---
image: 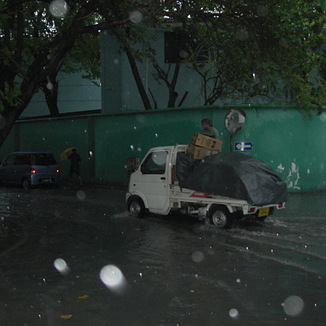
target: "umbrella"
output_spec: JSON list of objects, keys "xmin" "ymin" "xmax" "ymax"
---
[{"xmin": 60, "ymin": 147, "xmax": 76, "ymax": 161}]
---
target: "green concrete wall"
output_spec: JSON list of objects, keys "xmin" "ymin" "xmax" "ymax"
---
[{"xmin": 1, "ymin": 105, "xmax": 325, "ymax": 192}]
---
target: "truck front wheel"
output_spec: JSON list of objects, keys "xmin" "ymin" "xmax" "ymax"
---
[
  {"xmin": 209, "ymin": 206, "xmax": 234, "ymax": 228},
  {"xmin": 128, "ymin": 197, "xmax": 145, "ymax": 218}
]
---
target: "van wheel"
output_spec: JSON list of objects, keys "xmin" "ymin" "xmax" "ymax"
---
[
  {"xmin": 209, "ymin": 206, "xmax": 234, "ymax": 228},
  {"xmin": 128, "ymin": 197, "xmax": 145, "ymax": 218},
  {"xmin": 22, "ymin": 178, "xmax": 30, "ymax": 190}
]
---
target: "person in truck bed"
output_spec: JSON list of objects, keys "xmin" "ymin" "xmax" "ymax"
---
[{"xmin": 200, "ymin": 118, "xmax": 219, "ymax": 139}]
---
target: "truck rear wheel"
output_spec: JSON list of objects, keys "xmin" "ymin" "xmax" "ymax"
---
[
  {"xmin": 209, "ymin": 206, "xmax": 234, "ymax": 228},
  {"xmin": 128, "ymin": 197, "xmax": 145, "ymax": 218}
]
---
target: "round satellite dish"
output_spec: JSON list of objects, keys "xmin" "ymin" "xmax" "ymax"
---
[{"xmin": 224, "ymin": 109, "xmax": 246, "ymax": 135}]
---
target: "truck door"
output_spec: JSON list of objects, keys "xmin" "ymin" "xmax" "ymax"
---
[{"xmin": 138, "ymin": 150, "xmax": 170, "ymax": 214}]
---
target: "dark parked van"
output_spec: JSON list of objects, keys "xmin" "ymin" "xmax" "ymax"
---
[{"xmin": 0, "ymin": 152, "xmax": 60, "ymax": 189}]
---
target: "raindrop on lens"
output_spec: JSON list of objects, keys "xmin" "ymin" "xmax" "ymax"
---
[
  {"xmin": 46, "ymin": 82, "xmax": 53, "ymax": 90},
  {"xmin": 236, "ymin": 28, "xmax": 249, "ymax": 41},
  {"xmin": 192, "ymin": 251, "xmax": 205, "ymax": 263},
  {"xmin": 282, "ymin": 295, "xmax": 304, "ymax": 317},
  {"xmin": 54, "ymin": 258, "xmax": 70, "ymax": 275},
  {"xmin": 279, "ymin": 38, "xmax": 288, "ymax": 47},
  {"xmin": 76, "ymin": 190, "xmax": 86, "ymax": 201},
  {"xmin": 49, "ymin": 0, "xmax": 68, "ymax": 18},
  {"xmin": 99, "ymin": 265, "xmax": 127, "ymax": 294},
  {"xmin": 179, "ymin": 49, "xmax": 189, "ymax": 59},
  {"xmin": 229, "ymin": 308, "xmax": 239, "ymax": 319},
  {"xmin": 257, "ymin": 5, "xmax": 269, "ymax": 16},
  {"xmin": 129, "ymin": 10, "xmax": 143, "ymax": 24},
  {"xmin": 152, "ymin": 152, "xmax": 167, "ymax": 166}
]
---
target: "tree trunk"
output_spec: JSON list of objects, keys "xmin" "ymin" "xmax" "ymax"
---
[
  {"xmin": 167, "ymin": 64, "xmax": 180, "ymax": 107},
  {"xmin": 43, "ymin": 76, "xmax": 60, "ymax": 117},
  {"xmin": 0, "ymin": 106, "xmax": 23, "ymax": 147},
  {"xmin": 126, "ymin": 51, "xmax": 152, "ymax": 110}
]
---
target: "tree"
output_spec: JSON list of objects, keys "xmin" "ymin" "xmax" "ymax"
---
[
  {"xmin": 106, "ymin": 0, "xmax": 325, "ymax": 111},
  {"xmin": 155, "ymin": 0, "xmax": 326, "ymax": 110},
  {"xmin": 0, "ymin": 0, "xmax": 325, "ymax": 148},
  {"xmin": 0, "ymin": 0, "xmax": 137, "ymax": 147}
]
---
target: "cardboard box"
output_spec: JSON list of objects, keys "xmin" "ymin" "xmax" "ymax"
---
[
  {"xmin": 187, "ymin": 144, "xmax": 219, "ymax": 160},
  {"xmin": 190, "ymin": 132, "xmax": 223, "ymax": 151}
]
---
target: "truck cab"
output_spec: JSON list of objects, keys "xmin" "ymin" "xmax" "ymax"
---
[{"xmin": 127, "ymin": 145, "xmax": 186, "ymax": 216}]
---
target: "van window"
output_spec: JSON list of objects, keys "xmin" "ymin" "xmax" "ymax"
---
[
  {"xmin": 5, "ymin": 155, "xmax": 16, "ymax": 165},
  {"xmin": 15, "ymin": 154, "xmax": 30, "ymax": 165},
  {"xmin": 141, "ymin": 151, "xmax": 167, "ymax": 174},
  {"xmin": 31, "ymin": 153, "xmax": 57, "ymax": 165}
]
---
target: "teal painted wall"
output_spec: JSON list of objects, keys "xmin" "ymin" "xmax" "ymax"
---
[
  {"xmin": 21, "ymin": 72, "xmax": 101, "ymax": 118},
  {"xmin": 0, "ymin": 106, "xmax": 325, "ymax": 191},
  {"xmin": 100, "ymin": 31, "xmax": 289, "ymax": 114}
]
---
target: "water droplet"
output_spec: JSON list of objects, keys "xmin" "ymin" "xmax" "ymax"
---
[
  {"xmin": 46, "ymin": 82, "xmax": 53, "ymax": 90},
  {"xmin": 152, "ymin": 152, "xmax": 167, "ymax": 166},
  {"xmin": 229, "ymin": 308, "xmax": 239, "ymax": 319},
  {"xmin": 319, "ymin": 112, "xmax": 326, "ymax": 122},
  {"xmin": 129, "ymin": 10, "xmax": 143, "ymax": 24},
  {"xmin": 192, "ymin": 251, "xmax": 205, "ymax": 263},
  {"xmin": 54, "ymin": 258, "xmax": 70, "ymax": 275},
  {"xmin": 257, "ymin": 5, "xmax": 269, "ymax": 16},
  {"xmin": 236, "ymin": 28, "xmax": 249, "ymax": 41},
  {"xmin": 282, "ymin": 295, "xmax": 304, "ymax": 317},
  {"xmin": 76, "ymin": 190, "xmax": 86, "ymax": 201},
  {"xmin": 49, "ymin": 0, "xmax": 69, "ymax": 18},
  {"xmin": 179, "ymin": 49, "xmax": 189, "ymax": 59},
  {"xmin": 99, "ymin": 265, "xmax": 128, "ymax": 294},
  {"xmin": 279, "ymin": 38, "xmax": 288, "ymax": 47}
]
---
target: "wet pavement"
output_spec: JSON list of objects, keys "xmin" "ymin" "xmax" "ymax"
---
[{"xmin": 0, "ymin": 185, "xmax": 325, "ymax": 326}]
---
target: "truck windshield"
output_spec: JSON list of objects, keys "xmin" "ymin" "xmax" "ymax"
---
[{"xmin": 141, "ymin": 151, "xmax": 167, "ymax": 174}]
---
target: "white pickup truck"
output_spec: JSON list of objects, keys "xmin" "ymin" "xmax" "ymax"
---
[{"xmin": 126, "ymin": 145, "xmax": 286, "ymax": 228}]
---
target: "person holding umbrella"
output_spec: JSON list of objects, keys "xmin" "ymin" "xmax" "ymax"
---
[{"xmin": 68, "ymin": 148, "xmax": 83, "ymax": 186}]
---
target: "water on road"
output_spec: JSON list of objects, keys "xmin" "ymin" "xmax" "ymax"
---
[{"xmin": 0, "ymin": 186, "xmax": 325, "ymax": 326}]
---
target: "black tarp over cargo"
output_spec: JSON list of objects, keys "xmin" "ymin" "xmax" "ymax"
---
[{"xmin": 176, "ymin": 152, "xmax": 287, "ymax": 206}]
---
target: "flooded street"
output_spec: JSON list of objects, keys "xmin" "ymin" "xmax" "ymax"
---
[{"xmin": 0, "ymin": 186, "xmax": 325, "ymax": 326}]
